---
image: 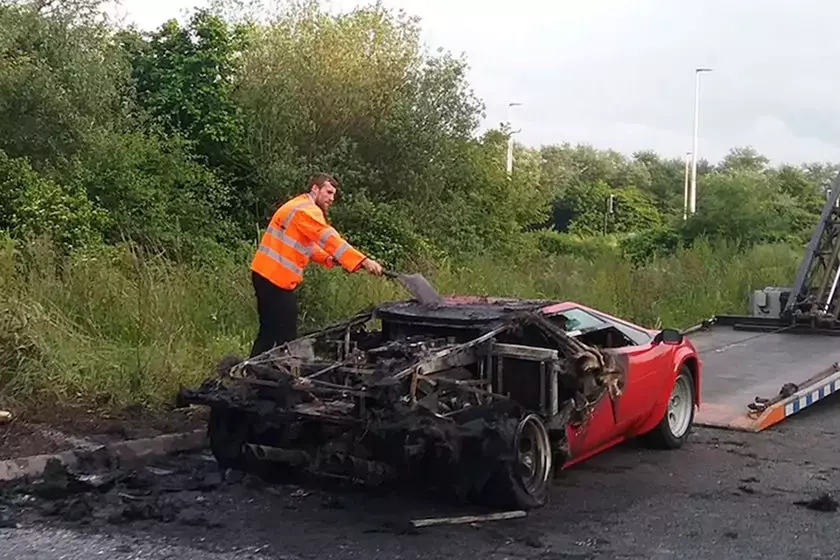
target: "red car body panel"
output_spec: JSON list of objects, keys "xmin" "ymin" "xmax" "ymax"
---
[
  {"xmin": 542, "ymin": 301, "xmax": 700, "ymax": 468},
  {"xmin": 442, "ymin": 297, "xmax": 701, "ymax": 469}
]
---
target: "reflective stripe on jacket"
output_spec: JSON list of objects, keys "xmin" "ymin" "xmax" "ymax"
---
[{"xmin": 250, "ymin": 193, "xmax": 367, "ymax": 290}]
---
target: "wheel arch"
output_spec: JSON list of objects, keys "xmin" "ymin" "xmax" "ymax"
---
[
  {"xmin": 680, "ymin": 355, "xmax": 701, "ymax": 407},
  {"xmin": 635, "ymin": 352, "xmax": 699, "ymax": 437}
]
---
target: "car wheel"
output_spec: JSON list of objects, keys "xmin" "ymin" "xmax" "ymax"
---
[
  {"xmin": 479, "ymin": 413, "xmax": 554, "ymax": 510},
  {"xmin": 641, "ymin": 365, "xmax": 695, "ymax": 449}
]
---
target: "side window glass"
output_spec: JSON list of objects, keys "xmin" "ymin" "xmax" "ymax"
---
[
  {"xmin": 589, "ymin": 310, "xmax": 652, "ymax": 345},
  {"xmin": 550, "ymin": 307, "xmax": 652, "ymax": 346},
  {"xmin": 551, "ymin": 308, "xmax": 606, "ymax": 333}
]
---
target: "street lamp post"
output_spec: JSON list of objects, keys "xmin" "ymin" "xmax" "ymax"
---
[
  {"xmin": 506, "ymin": 102, "xmax": 522, "ymax": 176},
  {"xmin": 690, "ymin": 67, "xmax": 712, "ymax": 214},
  {"xmin": 683, "ymin": 151, "xmax": 691, "ymax": 221}
]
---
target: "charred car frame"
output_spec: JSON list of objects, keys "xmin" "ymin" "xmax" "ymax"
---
[{"xmin": 176, "ymin": 296, "xmax": 700, "ymax": 510}]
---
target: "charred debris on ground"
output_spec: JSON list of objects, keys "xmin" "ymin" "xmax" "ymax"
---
[
  {"xmin": 176, "ymin": 298, "xmax": 627, "ymax": 507},
  {"xmin": 0, "ymin": 451, "xmax": 235, "ymax": 528}
]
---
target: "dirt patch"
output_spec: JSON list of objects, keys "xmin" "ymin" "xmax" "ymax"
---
[
  {"xmin": 0, "ymin": 422, "xmax": 68, "ymax": 461},
  {"xmin": 0, "ymin": 403, "xmax": 208, "ymax": 460}
]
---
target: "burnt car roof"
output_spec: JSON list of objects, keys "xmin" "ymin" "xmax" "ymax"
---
[{"xmin": 374, "ymin": 297, "xmax": 558, "ymax": 328}]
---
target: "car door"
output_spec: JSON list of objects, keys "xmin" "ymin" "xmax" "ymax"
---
[
  {"xmin": 546, "ymin": 306, "xmax": 669, "ymax": 461},
  {"xmin": 544, "ymin": 308, "xmax": 628, "ymax": 462},
  {"xmin": 564, "ymin": 339, "xmax": 672, "ymax": 463},
  {"xmin": 564, "ymin": 388, "xmax": 623, "ymax": 466},
  {"xmin": 609, "ymin": 341, "xmax": 674, "ymax": 432},
  {"xmin": 583, "ymin": 312, "xmax": 675, "ymax": 431}
]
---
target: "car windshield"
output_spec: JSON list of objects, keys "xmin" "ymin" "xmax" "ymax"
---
[
  {"xmin": 555, "ymin": 308, "xmax": 609, "ymax": 332},
  {"xmin": 552, "ymin": 306, "xmax": 653, "ymax": 346}
]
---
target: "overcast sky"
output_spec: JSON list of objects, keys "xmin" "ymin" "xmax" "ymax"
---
[{"xmin": 107, "ymin": 0, "xmax": 840, "ymax": 165}]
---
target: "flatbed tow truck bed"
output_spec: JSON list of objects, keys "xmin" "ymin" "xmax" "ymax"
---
[{"xmin": 688, "ymin": 322, "xmax": 840, "ymax": 432}]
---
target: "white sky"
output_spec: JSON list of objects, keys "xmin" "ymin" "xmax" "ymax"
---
[{"xmin": 106, "ymin": 0, "xmax": 840, "ymax": 165}]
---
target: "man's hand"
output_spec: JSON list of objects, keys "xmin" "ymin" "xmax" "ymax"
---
[{"xmin": 361, "ymin": 258, "xmax": 384, "ymax": 276}]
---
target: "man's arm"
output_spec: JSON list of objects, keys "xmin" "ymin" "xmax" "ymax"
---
[
  {"xmin": 295, "ymin": 209, "xmax": 371, "ymax": 273},
  {"xmin": 311, "ymin": 245, "xmax": 335, "ymax": 268}
]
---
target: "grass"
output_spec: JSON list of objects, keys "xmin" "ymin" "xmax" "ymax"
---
[{"xmin": 0, "ymin": 235, "xmax": 802, "ymax": 413}]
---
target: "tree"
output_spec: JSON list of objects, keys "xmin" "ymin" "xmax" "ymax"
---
[
  {"xmin": 683, "ymin": 170, "xmax": 796, "ymax": 245},
  {"xmin": 718, "ymin": 146, "xmax": 769, "ymax": 174},
  {"xmin": 0, "ymin": 1, "xmax": 129, "ymax": 166},
  {"xmin": 118, "ymin": 10, "xmax": 254, "ymax": 234},
  {"xmin": 633, "ymin": 150, "xmax": 686, "ymax": 216},
  {"xmin": 229, "ymin": 0, "xmax": 539, "ymax": 261}
]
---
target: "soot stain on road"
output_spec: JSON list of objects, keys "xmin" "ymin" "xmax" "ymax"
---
[
  {"xmin": 0, "ymin": 449, "xmax": 572, "ymax": 559},
  {"xmin": 0, "ymin": 450, "xmax": 513, "ymax": 532},
  {"xmin": 793, "ymin": 493, "xmax": 840, "ymax": 512},
  {"xmin": 0, "ymin": 454, "xmax": 235, "ymax": 530}
]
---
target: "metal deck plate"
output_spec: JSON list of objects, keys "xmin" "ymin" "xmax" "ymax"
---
[{"xmin": 689, "ymin": 326, "xmax": 840, "ymax": 432}]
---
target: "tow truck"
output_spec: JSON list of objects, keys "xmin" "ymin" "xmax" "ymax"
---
[{"xmin": 688, "ymin": 176, "xmax": 840, "ymax": 432}]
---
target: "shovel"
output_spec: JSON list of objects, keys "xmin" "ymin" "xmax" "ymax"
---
[{"xmin": 384, "ymin": 270, "xmax": 444, "ymax": 304}]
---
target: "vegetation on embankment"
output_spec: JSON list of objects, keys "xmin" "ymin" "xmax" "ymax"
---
[{"xmin": 0, "ymin": 235, "xmax": 801, "ymax": 410}]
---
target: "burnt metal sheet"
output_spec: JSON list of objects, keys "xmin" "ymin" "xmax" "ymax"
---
[{"xmin": 375, "ymin": 299, "xmax": 552, "ymax": 326}]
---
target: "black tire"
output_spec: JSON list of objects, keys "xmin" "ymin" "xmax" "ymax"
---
[
  {"xmin": 208, "ymin": 407, "xmax": 249, "ymax": 470},
  {"xmin": 640, "ymin": 365, "xmax": 696, "ymax": 449},
  {"xmin": 479, "ymin": 414, "xmax": 554, "ymax": 510}
]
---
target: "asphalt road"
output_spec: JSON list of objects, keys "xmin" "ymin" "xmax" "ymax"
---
[{"xmin": 3, "ymin": 394, "xmax": 840, "ymax": 560}]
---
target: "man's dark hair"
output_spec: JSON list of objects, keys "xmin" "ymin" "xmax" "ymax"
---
[{"xmin": 309, "ymin": 173, "xmax": 339, "ymax": 190}]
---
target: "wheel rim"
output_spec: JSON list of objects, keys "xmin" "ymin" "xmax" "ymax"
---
[
  {"xmin": 513, "ymin": 414, "xmax": 552, "ymax": 494},
  {"xmin": 667, "ymin": 375, "xmax": 693, "ymax": 438}
]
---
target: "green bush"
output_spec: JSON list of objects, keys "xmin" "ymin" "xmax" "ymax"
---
[
  {"xmin": 329, "ymin": 192, "xmax": 437, "ymax": 270},
  {"xmin": 0, "ymin": 151, "xmax": 105, "ymax": 251},
  {"xmin": 532, "ymin": 229, "xmax": 619, "ymax": 260},
  {"xmin": 619, "ymin": 226, "xmax": 685, "ymax": 264}
]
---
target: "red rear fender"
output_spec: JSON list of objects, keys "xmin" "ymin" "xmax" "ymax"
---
[
  {"xmin": 671, "ymin": 343, "xmax": 700, "ymax": 404},
  {"xmin": 634, "ymin": 344, "xmax": 700, "ymax": 436}
]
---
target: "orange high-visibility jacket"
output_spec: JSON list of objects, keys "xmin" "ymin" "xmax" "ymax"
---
[{"xmin": 251, "ymin": 193, "xmax": 368, "ymax": 290}]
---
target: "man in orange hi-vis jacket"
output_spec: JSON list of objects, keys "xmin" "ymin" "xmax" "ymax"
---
[{"xmin": 248, "ymin": 173, "xmax": 383, "ymax": 357}]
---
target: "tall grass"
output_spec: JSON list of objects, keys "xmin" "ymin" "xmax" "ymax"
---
[{"xmin": 0, "ymin": 235, "xmax": 801, "ymax": 412}]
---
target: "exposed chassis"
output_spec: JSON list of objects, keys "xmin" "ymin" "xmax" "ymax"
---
[{"xmin": 176, "ymin": 300, "xmax": 625, "ymax": 509}]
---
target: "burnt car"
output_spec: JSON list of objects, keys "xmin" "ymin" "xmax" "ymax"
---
[{"xmin": 176, "ymin": 296, "xmax": 701, "ymax": 510}]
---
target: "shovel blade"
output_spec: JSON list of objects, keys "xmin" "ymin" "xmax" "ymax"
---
[{"xmin": 393, "ymin": 273, "xmax": 443, "ymax": 304}]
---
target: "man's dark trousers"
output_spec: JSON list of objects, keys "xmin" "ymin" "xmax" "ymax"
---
[{"xmin": 249, "ymin": 271, "xmax": 298, "ymax": 358}]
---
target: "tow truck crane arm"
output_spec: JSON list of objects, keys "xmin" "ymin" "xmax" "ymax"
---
[
  {"xmin": 784, "ymin": 175, "xmax": 840, "ymax": 329},
  {"xmin": 711, "ymin": 170, "xmax": 840, "ymax": 334}
]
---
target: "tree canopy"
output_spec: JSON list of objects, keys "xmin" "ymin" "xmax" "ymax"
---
[{"xmin": 0, "ymin": 0, "xmax": 837, "ymax": 267}]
